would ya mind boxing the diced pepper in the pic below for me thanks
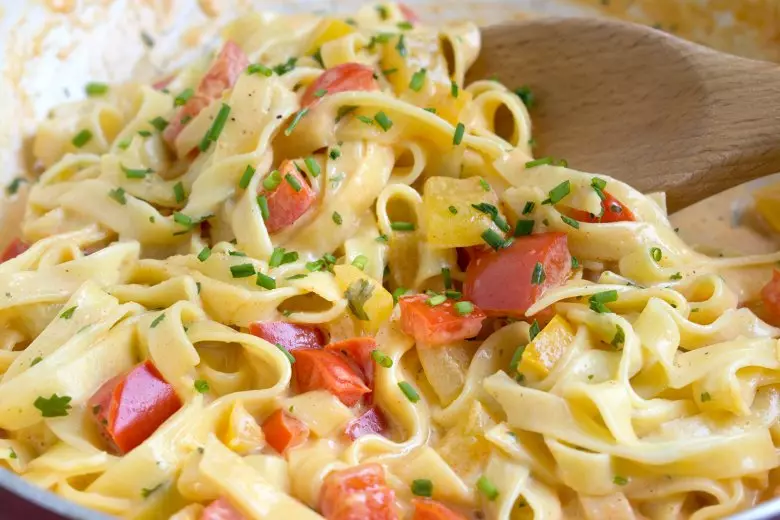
[261,409,309,454]
[200,497,246,520]
[516,315,575,379]
[1,238,28,263]
[423,177,504,248]
[464,232,571,318]
[345,406,387,440]
[249,322,326,351]
[260,160,317,234]
[306,19,356,55]
[333,265,394,334]
[399,3,420,23]
[292,349,370,407]
[424,83,472,125]
[761,269,780,323]
[754,181,780,232]
[412,499,468,520]
[400,295,486,346]
[88,360,182,454]
[163,41,249,150]
[222,401,265,455]
[563,191,636,223]
[325,337,377,386]
[300,63,380,108]
[320,463,397,520]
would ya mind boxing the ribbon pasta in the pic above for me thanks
[2,3,780,520]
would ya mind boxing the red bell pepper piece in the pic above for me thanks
[249,322,326,351]
[398,3,420,24]
[1,238,29,263]
[300,63,380,108]
[292,349,370,407]
[399,295,486,346]
[260,160,317,234]
[320,463,397,520]
[325,337,377,387]
[164,41,249,150]
[412,499,467,520]
[200,497,246,520]
[88,360,182,454]
[261,409,309,454]
[464,232,571,318]
[345,406,387,440]
[563,191,636,223]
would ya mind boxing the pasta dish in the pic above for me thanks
[3,3,780,519]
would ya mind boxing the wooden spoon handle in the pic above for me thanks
[470,19,780,211]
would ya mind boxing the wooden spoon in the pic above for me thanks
[468,17,780,212]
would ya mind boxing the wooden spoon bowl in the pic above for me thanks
[468,17,780,212]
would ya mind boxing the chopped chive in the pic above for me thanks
[529,320,540,340]
[329,148,341,160]
[398,21,414,30]
[60,306,77,319]
[395,34,407,57]
[149,116,168,132]
[6,177,25,195]
[571,256,580,269]
[179,115,192,125]
[528,137,537,148]
[173,182,185,203]
[701,391,712,402]
[276,343,295,364]
[392,287,408,304]
[345,279,373,320]
[398,381,419,402]
[256,195,270,220]
[117,138,131,150]
[525,157,553,169]
[352,255,368,271]
[239,165,256,189]
[312,48,325,68]
[194,379,209,393]
[230,263,256,278]
[272,57,297,76]
[514,219,534,236]
[479,178,491,192]
[543,181,571,204]
[613,476,628,486]
[174,87,194,106]
[150,313,166,328]
[477,476,499,500]
[515,85,534,108]
[269,247,285,268]
[199,103,231,151]
[409,69,426,91]
[332,211,342,225]
[282,251,299,264]
[121,164,152,179]
[357,115,374,125]
[591,177,607,201]
[471,203,510,232]
[108,187,126,204]
[382,68,398,76]
[31,356,43,366]
[138,130,152,138]
[611,324,625,349]
[197,247,212,262]
[411,478,433,497]
[561,215,580,229]
[448,205,458,214]
[423,107,437,114]
[531,262,546,285]
[453,122,465,145]
[173,212,193,227]
[450,80,459,98]
[589,290,618,313]
[442,267,452,289]
[304,157,321,177]
[263,170,282,191]
[509,345,526,374]
[391,221,415,232]
[72,129,92,148]
[335,105,357,123]
[481,229,507,251]
[287,274,307,280]
[650,247,662,262]
[670,272,683,280]
[256,272,276,290]
[376,4,389,19]
[285,173,302,192]
[445,290,462,299]
[246,63,273,76]
[376,234,389,243]
[374,111,393,131]
[454,301,474,315]
[85,82,108,96]
[285,108,309,136]
[371,349,393,368]
[427,294,446,306]
[313,89,328,98]
[228,250,246,257]
[522,201,535,215]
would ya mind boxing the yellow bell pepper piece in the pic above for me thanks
[754,180,780,232]
[426,82,472,125]
[333,264,393,333]
[221,401,265,455]
[423,176,504,248]
[518,315,575,379]
[306,19,355,55]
